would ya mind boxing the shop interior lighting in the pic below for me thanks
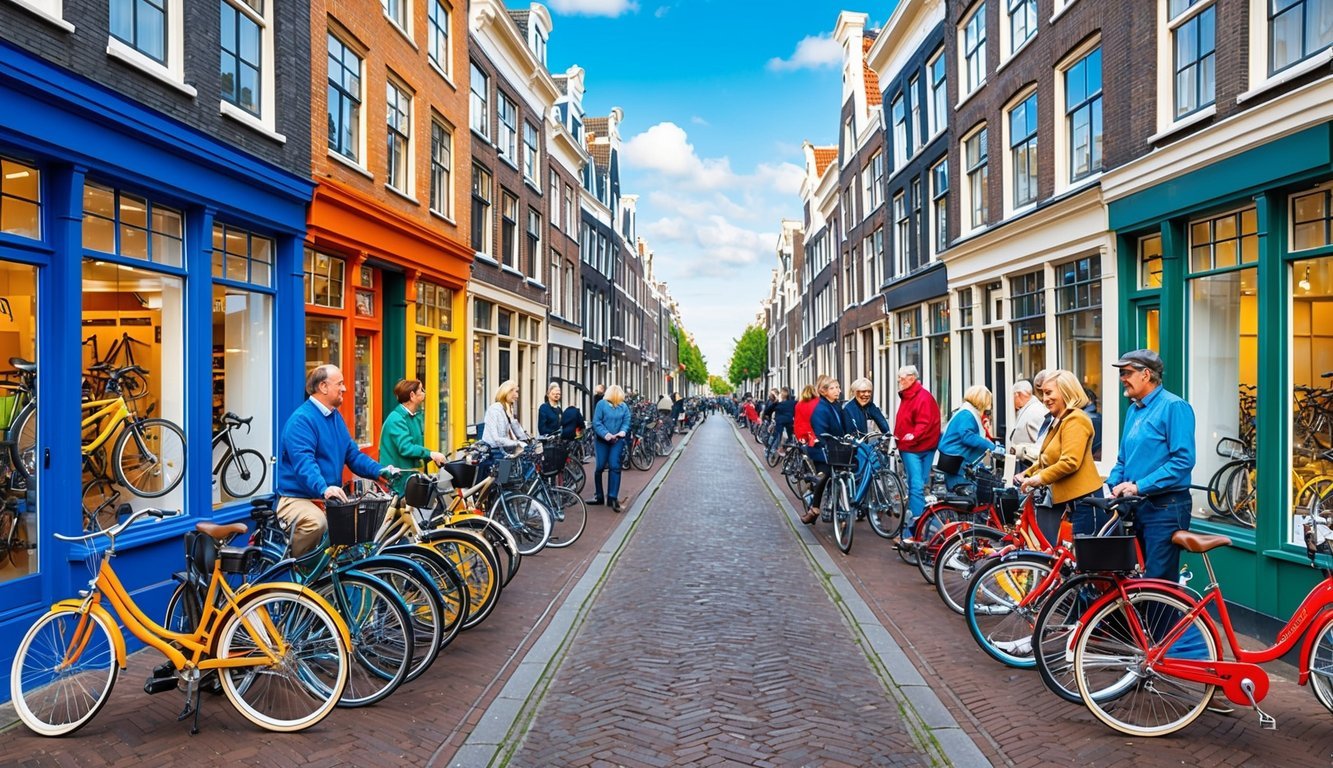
[1300,266,1312,293]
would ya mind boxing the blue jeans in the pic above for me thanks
[593,438,625,501]
[1136,491,1192,581]
[901,449,935,526]
[1068,487,1111,536]
[769,422,793,453]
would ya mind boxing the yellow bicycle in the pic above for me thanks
[10,507,350,735]
[81,364,185,502]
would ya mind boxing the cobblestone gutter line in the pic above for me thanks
[449,426,701,768]
[729,422,991,768]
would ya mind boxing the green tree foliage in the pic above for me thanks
[727,325,768,387]
[708,375,733,395]
[670,324,709,385]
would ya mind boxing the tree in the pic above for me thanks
[727,325,768,388]
[708,375,733,395]
[670,324,708,386]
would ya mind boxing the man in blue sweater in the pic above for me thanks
[275,364,389,556]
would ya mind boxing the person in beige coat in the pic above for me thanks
[1018,369,1107,537]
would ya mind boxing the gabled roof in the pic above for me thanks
[813,147,838,176]
[863,35,881,107]
[508,9,530,38]
[586,132,611,169]
[585,116,609,135]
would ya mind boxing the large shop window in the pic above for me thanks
[928,301,950,419]
[303,250,344,374]
[415,282,455,448]
[1290,185,1333,544]
[1010,270,1045,380]
[1056,255,1103,417]
[897,307,922,373]
[1188,206,1258,528]
[0,261,38,583]
[1,157,41,240]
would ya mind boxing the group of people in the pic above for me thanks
[762,346,1197,587]
[271,365,675,556]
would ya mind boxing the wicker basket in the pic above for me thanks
[1073,534,1139,573]
[326,497,390,546]
[823,440,857,469]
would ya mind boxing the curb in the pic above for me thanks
[730,420,991,768]
[448,422,703,768]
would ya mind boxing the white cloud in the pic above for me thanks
[690,115,709,126]
[622,122,737,190]
[767,34,842,72]
[753,162,804,197]
[547,0,638,17]
[654,5,670,18]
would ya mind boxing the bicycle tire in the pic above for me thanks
[313,572,412,708]
[220,448,268,499]
[12,607,119,736]
[866,470,906,539]
[765,443,781,467]
[419,529,502,630]
[631,440,654,471]
[1306,614,1333,714]
[487,491,552,556]
[8,399,35,487]
[217,588,349,731]
[1072,586,1217,737]
[357,559,444,684]
[933,525,1007,614]
[381,543,468,650]
[441,515,521,587]
[80,476,122,533]
[543,486,588,548]
[832,475,854,554]
[897,505,961,566]
[112,417,186,497]
[559,460,586,494]
[1033,573,1118,703]
[1205,459,1246,516]
[964,554,1055,668]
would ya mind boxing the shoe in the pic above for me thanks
[1206,694,1235,715]
[992,636,1033,656]
[610,498,621,512]
[800,508,819,525]
[588,497,604,506]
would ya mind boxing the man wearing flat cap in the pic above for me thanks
[1105,349,1196,582]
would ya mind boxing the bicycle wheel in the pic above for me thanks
[358,560,443,684]
[631,440,654,471]
[217,589,348,731]
[314,572,412,708]
[1205,460,1246,516]
[897,505,960,566]
[866,470,906,539]
[559,460,586,494]
[220,448,268,499]
[383,543,468,651]
[8,399,35,487]
[11,607,119,736]
[1033,573,1118,703]
[112,417,186,497]
[1072,586,1217,737]
[831,475,854,554]
[442,515,521,587]
[1306,614,1333,714]
[488,492,552,556]
[1226,466,1257,528]
[544,486,588,549]
[80,476,122,533]
[765,442,781,467]
[933,525,1006,614]
[964,554,1055,668]
[420,529,502,630]
[782,449,805,496]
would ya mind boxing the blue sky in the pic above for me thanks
[543,0,893,377]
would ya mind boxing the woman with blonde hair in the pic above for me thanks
[1019,369,1105,537]
[936,384,997,490]
[481,379,530,452]
[591,384,631,510]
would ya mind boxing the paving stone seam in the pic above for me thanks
[448,426,702,768]
[728,421,990,768]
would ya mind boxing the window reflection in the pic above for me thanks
[1292,255,1333,544]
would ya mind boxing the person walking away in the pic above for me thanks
[794,382,821,447]
[844,377,890,436]
[769,387,796,454]
[538,383,564,438]
[937,385,997,491]
[1017,370,1103,542]
[894,366,941,541]
[591,384,631,510]
[671,391,685,432]
[1007,379,1046,472]
[275,364,393,557]
[800,377,848,525]
[379,379,448,496]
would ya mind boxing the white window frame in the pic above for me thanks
[1001,0,1038,64]
[427,0,452,81]
[962,123,989,233]
[106,0,194,97]
[958,1,988,100]
[893,192,908,276]
[1054,35,1103,193]
[429,118,452,218]
[382,0,410,37]
[218,0,279,139]
[892,94,907,169]
[930,159,948,259]
[6,0,74,32]
[326,31,365,166]
[386,77,413,197]
[1002,86,1039,217]
[549,172,560,230]
[1152,1,1217,139]
[523,120,539,183]
[1243,0,1333,103]
[470,63,490,139]
[497,93,518,166]
[928,48,947,140]
[908,76,921,157]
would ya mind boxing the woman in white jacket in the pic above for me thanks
[481,379,530,453]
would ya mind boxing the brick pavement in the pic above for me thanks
[503,417,935,768]
[748,424,1333,768]
[0,439,673,768]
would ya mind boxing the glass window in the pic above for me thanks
[428,0,450,75]
[500,191,518,269]
[1189,266,1257,526]
[471,164,492,255]
[894,193,908,276]
[1008,0,1036,54]
[1009,92,1038,207]
[415,281,454,331]
[928,300,950,419]
[110,0,166,63]
[526,208,541,278]
[211,284,272,505]
[523,121,539,182]
[931,160,948,255]
[220,0,263,117]
[1190,207,1259,272]
[1066,46,1103,181]
[929,49,947,136]
[1293,188,1332,251]
[908,77,921,155]
[1173,3,1215,118]
[1271,0,1333,74]
[957,287,976,392]
[965,127,989,228]
[327,33,362,162]
[429,120,452,216]
[1010,270,1045,379]
[1139,233,1164,289]
[211,223,272,287]
[963,2,987,94]
[892,95,907,169]
[382,0,407,29]
[469,63,489,138]
[897,307,923,372]
[303,249,345,308]
[82,182,183,267]
[386,80,411,193]
[497,93,517,163]
[0,157,40,240]
[0,260,37,580]
[1056,255,1103,426]
[1291,254,1333,542]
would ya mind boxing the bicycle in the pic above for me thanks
[1068,508,1333,736]
[81,365,186,501]
[2,356,37,489]
[820,434,859,554]
[11,507,350,736]
[213,411,268,499]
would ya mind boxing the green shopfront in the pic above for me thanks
[1110,123,1333,624]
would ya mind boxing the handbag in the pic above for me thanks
[936,452,964,474]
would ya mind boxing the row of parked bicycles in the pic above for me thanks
[9,415,659,736]
[756,424,1333,738]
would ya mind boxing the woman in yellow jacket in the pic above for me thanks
[1017,369,1108,537]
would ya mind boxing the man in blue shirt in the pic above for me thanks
[275,364,390,556]
[1106,349,1196,582]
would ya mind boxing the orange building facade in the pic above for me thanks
[307,0,474,455]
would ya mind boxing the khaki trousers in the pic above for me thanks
[276,497,326,557]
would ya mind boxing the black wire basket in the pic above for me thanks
[540,443,569,477]
[326,496,390,546]
[1073,534,1139,573]
[823,440,857,469]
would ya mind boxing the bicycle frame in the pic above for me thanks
[81,396,131,456]
[211,425,239,475]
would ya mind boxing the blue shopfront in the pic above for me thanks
[0,41,311,688]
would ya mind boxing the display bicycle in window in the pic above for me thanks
[82,331,152,405]
[212,411,268,500]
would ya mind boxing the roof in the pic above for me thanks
[586,132,611,169]
[508,10,530,38]
[863,36,881,107]
[585,116,609,135]
[552,75,568,95]
[813,147,838,176]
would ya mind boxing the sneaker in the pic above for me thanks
[992,636,1034,656]
[587,497,604,506]
[1205,694,1235,715]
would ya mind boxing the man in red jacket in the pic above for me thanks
[893,365,941,539]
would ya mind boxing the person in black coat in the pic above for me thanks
[843,377,891,436]
[538,382,564,437]
[801,378,849,525]
[769,387,796,453]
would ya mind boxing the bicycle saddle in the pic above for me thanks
[8,357,34,372]
[1171,530,1232,553]
[196,521,247,540]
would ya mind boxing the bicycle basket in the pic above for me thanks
[444,460,477,489]
[540,442,569,477]
[1073,534,1138,573]
[493,457,522,487]
[995,488,1024,527]
[972,473,1005,508]
[325,496,390,546]
[403,473,435,508]
[824,440,857,469]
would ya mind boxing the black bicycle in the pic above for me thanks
[213,412,268,499]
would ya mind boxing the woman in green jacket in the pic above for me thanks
[379,379,447,495]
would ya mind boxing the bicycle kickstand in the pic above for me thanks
[1240,678,1277,730]
[176,669,204,735]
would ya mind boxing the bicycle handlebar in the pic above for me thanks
[1084,494,1145,512]
[54,507,177,542]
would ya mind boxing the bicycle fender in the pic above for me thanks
[210,582,352,651]
[1298,608,1333,686]
[994,549,1057,565]
[51,600,127,669]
